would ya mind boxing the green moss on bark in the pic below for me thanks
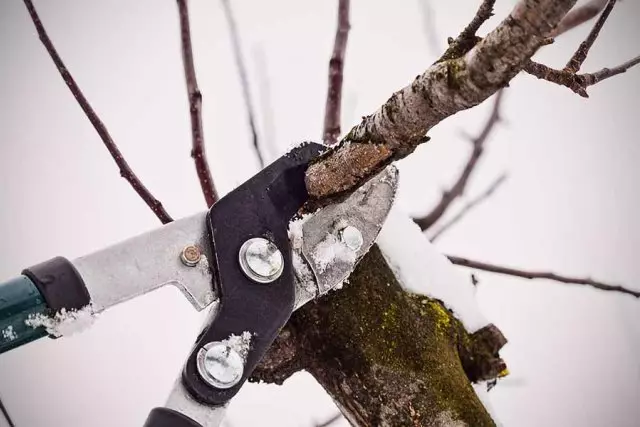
[257,245,503,426]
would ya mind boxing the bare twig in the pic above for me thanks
[551,0,608,37]
[439,0,496,61]
[525,55,640,97]
[417,0,441,55]
[564,0,617,73]
[177,0,218,207]
[429,173,507,241]
[323,0,351,146]
[253,45,278,162]
[23,0,173,224]
[0,394,15,427]
[316,412,343,427]
[447,255,640,298]
[413,90,505,231]
[221,0,264,168]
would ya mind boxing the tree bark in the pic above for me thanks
[255,1,579,425]
[253,246,506,426]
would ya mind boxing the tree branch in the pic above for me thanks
[524,56,640,97]
[316,413,343,427]
[551,0,609,37]
[177,0,218,207]
[430,173,507,241]
[323,0,351,146]
[447,255,640,298]
[23,0,174,224]
[305,0,579,201]
[413,89,504,231]
[439,0,496,62]
[564,0,616,73]
[221,0,264,168]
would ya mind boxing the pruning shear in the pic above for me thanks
[0,142,397,427]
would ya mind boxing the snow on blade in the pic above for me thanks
[377,205,488,332]
[223,331,252,360]
[24,304,97,337]
[311,233,357,274]
[2,325,17,341]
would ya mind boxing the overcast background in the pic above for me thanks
[1,0,639,426]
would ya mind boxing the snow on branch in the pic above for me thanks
[23,0,174,224]
[305,0,578,200]
[177,0,219,207]
[447,255,640,298]
[378,205,489,332]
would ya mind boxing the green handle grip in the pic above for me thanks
[0,275,48,354]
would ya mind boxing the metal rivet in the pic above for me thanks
[196,342,244,389]
[340,226,363,252]
[238,238,284,284]
[180,245,202,267]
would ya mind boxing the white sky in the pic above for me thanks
[0,0,639,426]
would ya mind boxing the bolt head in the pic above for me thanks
[340,226,364,252]
[180,245,202,267]
[238,238,284,283]
[197,342,244,389]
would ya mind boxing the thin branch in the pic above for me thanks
[447,255,640,298]
[413,89,505,231]
[524,55,640,97]
[316,412,343,427]
[430,173,507,241]
[0,395,15,427]
[177,0,218,207]
[564,0,617,73]
[253,45,278,161]
[439,0,496,61]
[23,0,174,224]
[221,0,264,168]
[551,0,608,37]
[417,0,441,55]
[323,0,351,146]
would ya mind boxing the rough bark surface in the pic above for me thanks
[254,246,507,426]
[305,0,577,200]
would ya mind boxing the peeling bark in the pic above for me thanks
[254,246,506,426]
[305,0,577,199]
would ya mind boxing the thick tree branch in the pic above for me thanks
[305,0,578,200]
[524,56,640,97]
[448,255,640,298]
[323,0,351,146]
[430,173,507,241]
[414,90,504,231]
[564,0,616,73]
[551,0,608,37]
[221,0,264,168]
[177,0,219,207]
[23,0,174,224]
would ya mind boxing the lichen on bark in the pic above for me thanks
[253,245,506,426]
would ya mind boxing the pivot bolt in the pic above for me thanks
[238,238,284,284]
[340,225,363,252]
[197,342,244,389]
[180,245,202,267]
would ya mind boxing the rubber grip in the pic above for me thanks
[143,408,203,427]
[0,275,48,354]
